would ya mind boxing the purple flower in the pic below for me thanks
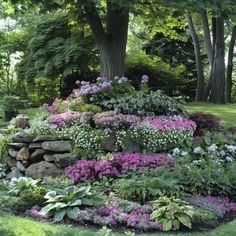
[76,80,81,85]
[141,75,149,83]
[118,77,128,84]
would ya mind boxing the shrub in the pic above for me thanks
[114,167,183,204]
[189,112,221,135]
[13,187,47,212]
[41,186,104,221]
[79,104,102,114]
[150,197,194,231]
[102,90,186,117]
[65,153,175,182]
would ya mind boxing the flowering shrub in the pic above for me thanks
[65,153,175,182]
[143,116,196,132]
[94,112,140,130]
[47,112,93,129]
[117,124,194,152]
[76,195,160,231]
[189,112,221,135]
[185,195,236,218]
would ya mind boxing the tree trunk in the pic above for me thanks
[202,17,217,101]
[225,25,236,103]
[210,17,225,104]
[83,1,129,79]
[186,15,205,102]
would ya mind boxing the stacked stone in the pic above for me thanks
[7,132,79,179]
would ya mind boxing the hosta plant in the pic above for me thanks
[150,197,194,231]
[8,177,39,195]
[40,185,104,222]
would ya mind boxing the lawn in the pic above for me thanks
[1,210,236,236]
[186,103,236,126]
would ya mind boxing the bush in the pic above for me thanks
[189,112,221,135]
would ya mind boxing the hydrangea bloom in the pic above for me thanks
[65,153,175,182]
[141,75,149,83]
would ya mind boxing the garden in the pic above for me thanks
[0,0,236,236]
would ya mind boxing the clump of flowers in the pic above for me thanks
[94,111,140,130]
[76,195,160,231]
[65,153,175,182]
[189,112,221,135]
[26,209,49,219]
[47,112,93,129]
[143,116,196,132]
[185,195,236,218]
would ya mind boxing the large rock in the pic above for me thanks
[25,161,64,179]
[7,158,17,168]
[29,143,42,150]
[16,147,30,161]
[44,153,79,168]
[123,142,141,153]
[42,141,73,152]
[12,132,33,143]
[102,136,116,152]
[8,143,28,149]
[30,149,47,162]
[8,148,18,158]
[6,167,23,179]
[33,136,61,142]
[16,161,26,172]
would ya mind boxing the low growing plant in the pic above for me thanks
[150,197,194,231]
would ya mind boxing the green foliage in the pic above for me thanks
[42,176,74,190]
[13,187,47,212]
[27,77,60,106]
[192,208,217,223]
[41,186,104,221]
[150,197,194,231]
[0,95,30,112]
[125,52,185,96]
[103,90,186,117]
[0,163,6,178]
[114,168,183,204]
[79,104,102,113]
[8,177,39,196]
[17,13,97,83]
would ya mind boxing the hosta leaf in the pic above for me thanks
[69,199,82,206]
[54,209,66,222]
[178,215,192,228]
[162,220,172,231]
[67,207,80,219]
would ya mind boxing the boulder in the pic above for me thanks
[12,132,33,143]
[25,161,64,179]
[33,136,61,142]
[7,158,17,168]
[42,141,73,152]
[8,148,18,158]
[16,147,30,161]
[16,161,26,172]
[29,143,42,150]
[44,154,55,162]
[44,153,79,168]
[30,149,47,162]
[6,167,23,179]
[102,136,116,152]
[8,143,28,149]
[123,142,141,153]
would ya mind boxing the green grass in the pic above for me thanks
[0,210,236,236]
[186,103,236,127]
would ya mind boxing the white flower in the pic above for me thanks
[220,150,226,157]
[173,148,181,156]
[192,160,201,165]
[225,145,236,153]
[225,156,233,162]
[181,151,188,157]
[193,147,203,154]
[207,144,218,152]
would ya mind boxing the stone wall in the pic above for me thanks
[6,131,78,179]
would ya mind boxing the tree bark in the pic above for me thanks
[202,17,217,101]
[82,0,129,79]
[186,15,205,102]
[210,17,225,104]
[225,25,236,103]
